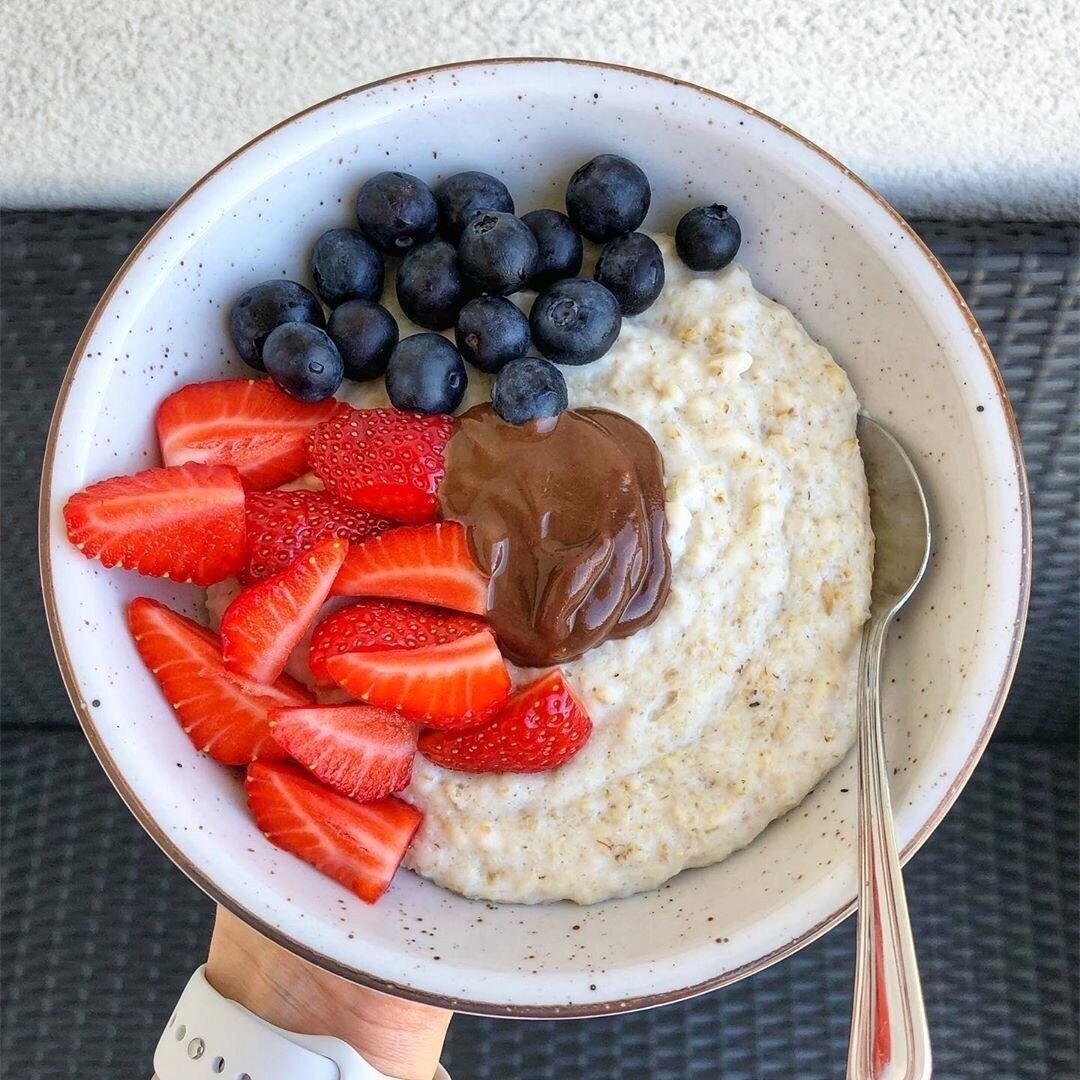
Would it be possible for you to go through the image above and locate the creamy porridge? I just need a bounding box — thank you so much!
[209,234,873,905]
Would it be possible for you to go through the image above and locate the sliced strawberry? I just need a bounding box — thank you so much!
[244,489,395,583]
[269,704,417,800]
[245,759,422,903]
[332,521,488,614]
[419,669,592,773]
[306,406,453,524]
[309,599,488,682]
[310,599,511,725]
[64,463,246,585]
[157,379,342,490]
[128,597,309,764]
[324,637,510,727]
[222,537,348,685]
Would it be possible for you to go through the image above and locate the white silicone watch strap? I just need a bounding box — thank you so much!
[154,966,450,1080]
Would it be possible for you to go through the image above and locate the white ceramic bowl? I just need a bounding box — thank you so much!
[40,59,1029,1016]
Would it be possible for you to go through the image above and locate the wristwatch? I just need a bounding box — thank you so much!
[154,966,451,1080]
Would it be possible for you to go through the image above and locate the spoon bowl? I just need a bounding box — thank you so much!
[859,415,932,611]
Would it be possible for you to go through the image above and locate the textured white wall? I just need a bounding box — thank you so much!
[3,0,1078,216]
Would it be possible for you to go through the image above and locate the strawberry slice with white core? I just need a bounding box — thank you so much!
[221,537,348,685]
[418,668,592,773]
[332,521,488,614]
[309,599,488,683]
[156,379,342,490]
[310,599,511,726]
[245,759,422,904]
[128,597,308,764]
[269,704,417,800]
[64,463,246,585]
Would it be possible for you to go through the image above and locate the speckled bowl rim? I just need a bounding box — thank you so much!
[39,57,1030,1018]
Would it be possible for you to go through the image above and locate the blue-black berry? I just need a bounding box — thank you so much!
[327,300,399,382]
[565,155,650,243]
[386,333,467,414]
[355,172,438,255]
[396,240,469,330]
[262,322,343,403]
[435,171,514,242]
[454,296,530,374]
[457,212,538,296]
[594,232,665,315]
[492,357,568,425]
[311,228,384,307]
[229,280,325,370]
[529,278,621,366]
[521,209,584,291]
[674,205,741,271]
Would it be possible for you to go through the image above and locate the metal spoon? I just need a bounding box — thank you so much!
[847,415,933,1080]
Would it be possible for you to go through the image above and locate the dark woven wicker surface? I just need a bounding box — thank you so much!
[2,212,1078,1078]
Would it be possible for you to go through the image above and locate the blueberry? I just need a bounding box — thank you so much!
[454,296,530,374]
[521,209,583,290]
[492,357,568,425]
[327,300,399,382]
[565,154,650,243]
[311,228,384,307]
[355,172,438,255]
[229,280,325,369]
[529,278,621,366]
[594,232,665,315]
[386,333,467,414]
[675,205,741,271]
[435,171,514,242]
[263,322,343,403]
[396,240,469,330]
[457,212,538,296]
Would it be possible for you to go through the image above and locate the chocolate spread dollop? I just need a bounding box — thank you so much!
[438,404,671,666]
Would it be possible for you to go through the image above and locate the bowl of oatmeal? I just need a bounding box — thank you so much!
[41,59,1028,1014]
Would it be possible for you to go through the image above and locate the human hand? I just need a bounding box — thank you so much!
[203,906,451,1080]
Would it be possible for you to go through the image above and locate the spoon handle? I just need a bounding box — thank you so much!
[847,613,932,1080]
